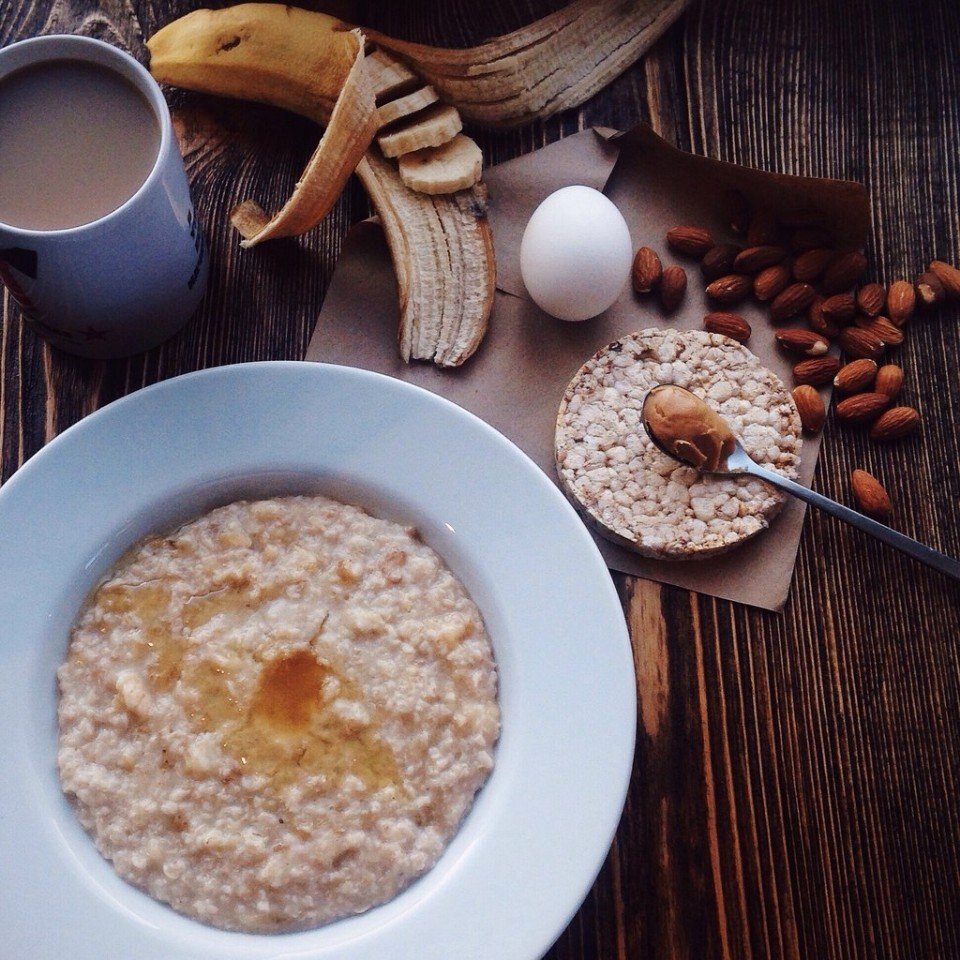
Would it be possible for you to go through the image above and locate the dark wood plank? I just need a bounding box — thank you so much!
[2,2,960,959]
[678,5,960,959]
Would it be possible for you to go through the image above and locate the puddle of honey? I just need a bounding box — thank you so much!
[95,578,399,790]
[252,650,326,728]
[190,650,400,789]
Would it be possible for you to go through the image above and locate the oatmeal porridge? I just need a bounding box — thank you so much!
[57,495,500,933]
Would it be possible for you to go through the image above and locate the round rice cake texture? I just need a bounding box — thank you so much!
[555,328,802,559]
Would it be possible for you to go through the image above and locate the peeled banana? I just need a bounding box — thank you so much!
[147,4,494,366]
[357,151,494,367]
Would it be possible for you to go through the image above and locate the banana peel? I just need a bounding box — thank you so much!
[148,5,378,245]
[229,44,377,245]
[148,5,353,124]
[149,0,693,149]
[357,150,494,366]
[367,0,690,127]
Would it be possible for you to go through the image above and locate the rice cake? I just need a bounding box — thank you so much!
[555,328,802,559]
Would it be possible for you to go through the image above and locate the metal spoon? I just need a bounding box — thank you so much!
[641,385,960,582]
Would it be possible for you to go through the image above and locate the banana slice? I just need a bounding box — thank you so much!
[398,134,482,194]
[376,85,440,128]
[357,150,494,366]
[379,104,462,158]
[366,47,419,100]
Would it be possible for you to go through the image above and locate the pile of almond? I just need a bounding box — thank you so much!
[631,202,960,522]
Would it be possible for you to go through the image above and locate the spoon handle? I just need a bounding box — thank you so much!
[746,462,960,582]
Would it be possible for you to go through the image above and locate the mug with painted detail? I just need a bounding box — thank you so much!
[0,34,207,358]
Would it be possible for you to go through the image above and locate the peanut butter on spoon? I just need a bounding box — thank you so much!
[638,383,960,581]
[642,384,736,471]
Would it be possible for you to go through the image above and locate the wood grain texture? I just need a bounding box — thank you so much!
[3,1,960,958]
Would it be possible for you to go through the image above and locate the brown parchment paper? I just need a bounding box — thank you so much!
[306,127,869,611]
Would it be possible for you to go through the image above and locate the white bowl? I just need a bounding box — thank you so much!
[0,361,636,960]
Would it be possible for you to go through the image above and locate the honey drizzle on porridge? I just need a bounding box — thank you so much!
[92,577,400,790]
[96,581,183,690]
[181,580,286,630]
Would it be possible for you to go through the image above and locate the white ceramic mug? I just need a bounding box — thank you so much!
[0,35,207,359]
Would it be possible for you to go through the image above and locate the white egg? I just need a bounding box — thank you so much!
[519,185,633,322]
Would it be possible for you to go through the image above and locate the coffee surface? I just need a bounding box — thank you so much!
[0,58,160,230]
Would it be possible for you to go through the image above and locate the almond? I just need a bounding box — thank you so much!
[792,247,833,282]
[703,311,751,342]
[793,355,840,386]
[870,406,921,441]
[853,314,904,346]
[886,280,915,325]
[753,264,791,301]
[823,250,868,293]
[659,264,687,312]
[915,270,945,309]
[666,226,713,259]
[733,244,787,273]
[874,363,904,399]
[834,392,891,424]
[792,384,826,433]
[632,246,662,293]
[833,358,878,394]
[706,273,752,305]
[746,210,778,246]
[775,327,831,356]
[770,282,816,322]
[851,469,892,519]
[839,326,884,361]
[701,243,741,282]
[856,283,885,317]
[808,295,841,338]
[928,260,960,300]
[821,293,856,324]
[789,226,833,253]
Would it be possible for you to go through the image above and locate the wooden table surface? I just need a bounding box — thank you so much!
[3,1,960,957]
